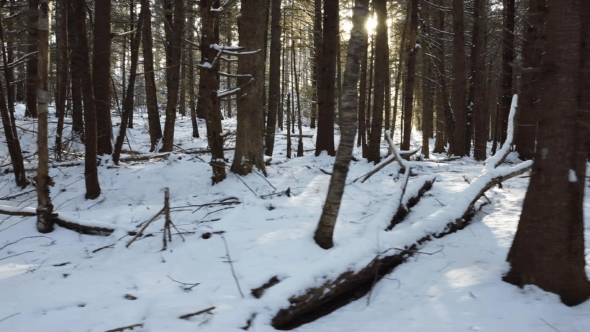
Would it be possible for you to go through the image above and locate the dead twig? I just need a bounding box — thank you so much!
[179,306,215,320]
[105,323,143,332]
[220,234,244,298]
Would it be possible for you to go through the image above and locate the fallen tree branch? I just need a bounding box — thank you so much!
[105,323,143,332]
[353,145,421,183]
[179,306,215,320]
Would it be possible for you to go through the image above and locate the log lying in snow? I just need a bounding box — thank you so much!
[353,145,421,183]
[387,177,436,230]
[270,98,531,330]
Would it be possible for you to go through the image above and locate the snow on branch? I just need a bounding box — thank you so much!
[211,0,237,12]
[486,94,518,171]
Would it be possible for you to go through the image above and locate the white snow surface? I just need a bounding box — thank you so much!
[1,103,590,332]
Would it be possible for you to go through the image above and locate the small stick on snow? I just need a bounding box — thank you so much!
[104,323,143,332]
[179,306,216,320]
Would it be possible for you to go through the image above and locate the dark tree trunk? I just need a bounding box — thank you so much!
[499,0,515,146]
[314,0,369,250]
[421,21,433,159]
[188,1,199,138]
[514,0,545,160]
[315,0,338,156]
[286,93,291,158]
[433,0,453,153]
[199,0,225,184]
[400,0,419,151]
[36,0,54,232]
[26,0,38,118]
[292,41,304,157]
[231,0,269,175]
[265,0,281,157]
[311,0,322,130]
[450,0,467,156]
[93,0,113,155]
[367,0,388,163]
[141,0,163,150]
[357,37,368,149]
[113,5,144,165]
[71,0,100,199]
[55,0,68,161]
[472,0,488,161]
[503,0,590,307]
[161,0,183,152]
[366,37,373,141]
[127,0,135,129]
[67,0,83,137]
[392,9,409,137]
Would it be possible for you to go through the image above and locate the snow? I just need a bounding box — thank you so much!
[570,169,578,182]
[1,102,590,332]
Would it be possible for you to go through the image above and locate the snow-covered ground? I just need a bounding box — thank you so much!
[1,104,590,332]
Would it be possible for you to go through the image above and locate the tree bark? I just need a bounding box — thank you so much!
[71,0,100,199]
[141,0,163,150]
[161,0,183,152]
[113,6,144,165]
[367,0,388,163]
[391,9,409,137]
[231,0,268,175]
[314,0,369,250]
[357,36,368,149]
[513,0,545,160]
[472,0,488,161]
[315,0,338,156]
[400,0,419,151]
[421,18,433,159]
[55,0,68,161]
[93,0,113,155]
[26,0,38,118]
[499,0,515,147]
[36,0,54,232]
[67,0,83,137]
[265,0,282,157]
[503,0,590,306]
[311,0,322,130]
[450,0,467,156]
[188,1,199,138]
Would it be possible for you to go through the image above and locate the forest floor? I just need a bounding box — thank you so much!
[1,105,590,332]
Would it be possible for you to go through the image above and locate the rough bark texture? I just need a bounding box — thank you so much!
[400,0,418,151]
[450,0,467,156]
[315,0,338,156]
[231,0,268,175]
[72,0,100,199]
[503,0,590,306]
[311,0,322,130]
[513,0,545,160]
[113,6,144,165]
[314,0,369,250]
[67,0,83,137]
[357,37,368,149]
[141,0,163,151]
[161,0,183,152]
[265,0,281,157]
[499,0,515,146]
[292,41,304,157]
[55,0,68,161]
[188,2,199,138]
[199,0,225,184]
[36,0,54,232]
[93,0,113,155]
[433,0,453,153]
[472,0,488,161]
[26,0,38,118]
[421,39,433,158]
[392,9,409,138]
[367,0,388,164]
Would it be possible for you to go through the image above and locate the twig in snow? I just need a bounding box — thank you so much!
[0,251,33,261]
[167,275,200,291]
[179,306,215,320]
[0,312,20,324]
[0,236,53,251]
[105,323,143,332]
[220,234,244,298]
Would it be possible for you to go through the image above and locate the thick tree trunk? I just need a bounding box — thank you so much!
[188,2,199,138]
[55,0,68,161]
[357,37,368,149]
[311,0,322,130]
[315,0,338,156]
[292,41,304,157]
[503,0,590,306]
[314,0,369,250]
[513,0,544,160]
[93,0,113,155]
[161,0,183,152]
[433,0,453,153]
[367,0,388,163]
[127,0,135,129]
[421,34,433,158]
[113,6,144,165]
[366,37,373,141]
[71,0,100,199]
[36,0,54,232]
[450,0,467,156]
[141,0,163,150]
[265,0,281,157]
[400,0,419,151]
[499,0,515,146]
[472,0,488,161]
[67,0,83,137]
[26,0,38,118]
[391,9,409,137]
[231,0,268,175]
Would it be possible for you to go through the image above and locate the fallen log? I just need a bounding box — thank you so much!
[387,176,436,230]
[353,145,421,183]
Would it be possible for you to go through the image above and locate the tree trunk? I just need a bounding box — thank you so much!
[391,9,409,137]
[55,0,68,161]
[499,0,515,146]
[67,0,83,137]
[292,41,304,157]
[188,1,199,138]
[311,0,322,130]
[113,6,145,165]
[450,0,467,156]
[367,0,388,163]
[421,16,433,159]
[400,0,419,151]
[504,0,590,306]
[127,0,135,129]
[315,0,338,156]
[314,0,369,250]
[26,0,38,118]
[71,0,100,199]
[513,0,544,160]
[231,0,268,175]
[366,36,373,141]
[433,0,453,153]
[141,0,163,150]
[265,0,281,157]
[357,37,368,149]
[36,0,54,232]
[161,0,183,152]
[472,0,488,161]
